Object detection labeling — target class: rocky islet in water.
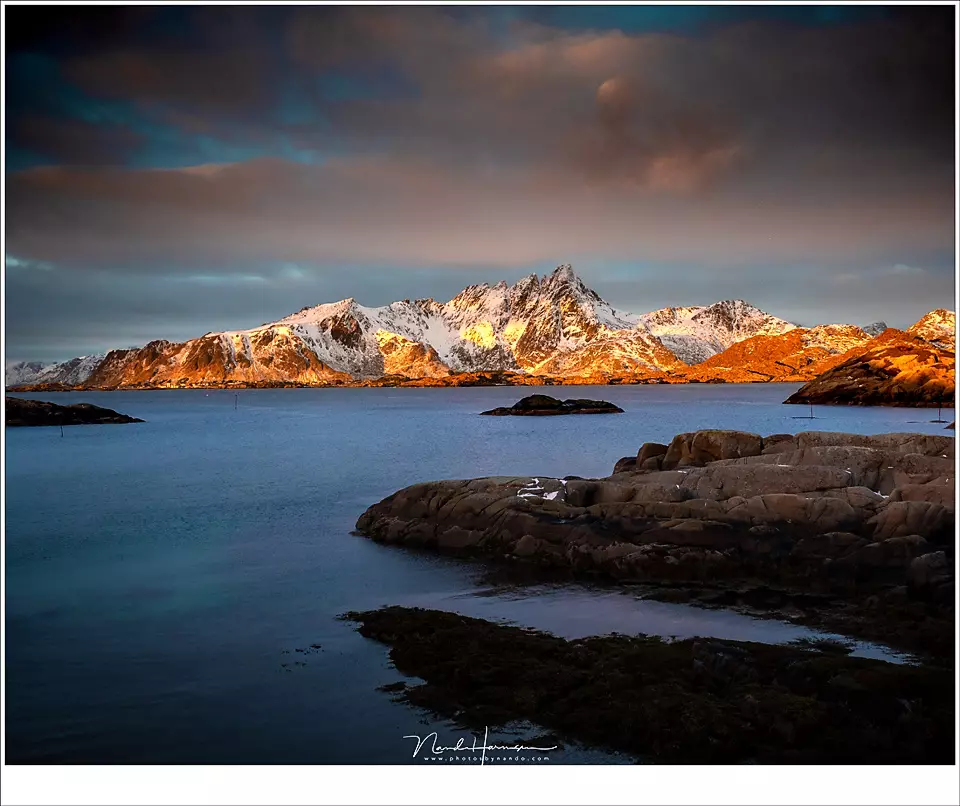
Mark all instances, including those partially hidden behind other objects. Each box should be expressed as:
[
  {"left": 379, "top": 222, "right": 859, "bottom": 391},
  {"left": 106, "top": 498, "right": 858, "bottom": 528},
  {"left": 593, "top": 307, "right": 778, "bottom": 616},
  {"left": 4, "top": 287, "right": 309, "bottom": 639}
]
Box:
[
  {"left": 480, "top": 394, "right": 624, "bottom": 416},
  {"left": 5, "top": 396, "right": 144, "bottom": 427}
]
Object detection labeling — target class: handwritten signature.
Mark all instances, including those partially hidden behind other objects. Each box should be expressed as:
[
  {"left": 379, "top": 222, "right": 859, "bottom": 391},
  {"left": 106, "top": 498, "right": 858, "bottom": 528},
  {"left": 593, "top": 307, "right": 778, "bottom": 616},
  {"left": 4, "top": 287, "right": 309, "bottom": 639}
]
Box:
[{"left": 403, "top": 726, "right": 557, "bottom": 764}]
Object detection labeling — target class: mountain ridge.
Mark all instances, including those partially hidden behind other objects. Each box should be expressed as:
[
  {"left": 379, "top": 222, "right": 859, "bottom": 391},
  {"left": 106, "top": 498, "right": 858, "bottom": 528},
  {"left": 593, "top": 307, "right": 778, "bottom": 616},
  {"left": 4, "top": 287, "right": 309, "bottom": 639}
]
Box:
[{"left": 5, "top": 266, "right": 954, "bottom": 390}]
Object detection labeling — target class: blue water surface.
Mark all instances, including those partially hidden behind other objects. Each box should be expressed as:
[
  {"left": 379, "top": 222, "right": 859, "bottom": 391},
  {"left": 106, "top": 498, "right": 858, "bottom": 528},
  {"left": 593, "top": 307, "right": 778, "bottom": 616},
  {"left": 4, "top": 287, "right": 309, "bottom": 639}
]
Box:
[{"left": 5, "top": 385, "right": 952, "bottom": 762}]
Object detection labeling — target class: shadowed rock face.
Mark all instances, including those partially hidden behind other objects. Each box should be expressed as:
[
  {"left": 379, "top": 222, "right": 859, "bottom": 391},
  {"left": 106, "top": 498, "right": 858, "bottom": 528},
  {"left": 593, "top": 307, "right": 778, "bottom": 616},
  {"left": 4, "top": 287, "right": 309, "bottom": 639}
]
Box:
[
  {"left": 355, "top": 429, "right": 955, "bottom": 656},
  {"left": 5, "top": 396, "right": 144, "bottom": 427},
  {"left": 480, "top": 394, "right": 624, "bottom": 416}
]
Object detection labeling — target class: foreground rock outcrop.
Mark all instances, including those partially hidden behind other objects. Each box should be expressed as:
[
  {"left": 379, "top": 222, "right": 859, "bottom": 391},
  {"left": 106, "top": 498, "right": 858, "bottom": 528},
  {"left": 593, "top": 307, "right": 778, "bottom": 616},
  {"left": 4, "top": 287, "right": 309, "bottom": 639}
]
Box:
[
  {"left": 5, "top": 396, "right": 144, "bottom": 427},
  {"left": 348, "top": 606, "right": 954, "bottom": 764},
  {"left": 480, "top": 394, "right": 623, "bottom": 416},
  {"left": 356, "top": 429, "right": 955, "bottom": 656}
]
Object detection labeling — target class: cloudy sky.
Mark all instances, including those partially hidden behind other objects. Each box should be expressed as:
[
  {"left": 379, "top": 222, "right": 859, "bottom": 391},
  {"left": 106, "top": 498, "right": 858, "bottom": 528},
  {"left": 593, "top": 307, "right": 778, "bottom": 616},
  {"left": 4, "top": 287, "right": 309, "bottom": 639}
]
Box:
[{"left": 4, "top": 4, "right": 955, "bottom": 363}]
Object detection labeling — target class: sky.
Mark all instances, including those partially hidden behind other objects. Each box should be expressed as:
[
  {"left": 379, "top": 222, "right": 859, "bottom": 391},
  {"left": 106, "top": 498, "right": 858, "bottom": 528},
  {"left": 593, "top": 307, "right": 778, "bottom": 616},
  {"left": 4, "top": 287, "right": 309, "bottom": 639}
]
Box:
[{"left": 4, "top": 4, "right": 956, "bottom": 363}]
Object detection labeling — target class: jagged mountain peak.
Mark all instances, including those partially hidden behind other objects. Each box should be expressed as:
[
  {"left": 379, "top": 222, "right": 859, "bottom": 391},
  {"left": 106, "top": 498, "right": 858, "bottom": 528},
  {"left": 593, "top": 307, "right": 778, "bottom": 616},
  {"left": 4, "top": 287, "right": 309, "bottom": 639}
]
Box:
[
  {"left": 862, "top": 321, "right": 888, "bottom": 337},
  {"left": 280, "top": 297, "right": 359, "bottom": 325},
  {"left": 696, "top": 299, "right": 767, "bottom": 318},
  {"left": 546, "top": 263, "right": 577, "bottom": 284},
  {"left": 640, "top": 299, "right": 796, "bottom": 365},
  {"left": 540, "top": 264, "right": 605, "bottom": 305}
]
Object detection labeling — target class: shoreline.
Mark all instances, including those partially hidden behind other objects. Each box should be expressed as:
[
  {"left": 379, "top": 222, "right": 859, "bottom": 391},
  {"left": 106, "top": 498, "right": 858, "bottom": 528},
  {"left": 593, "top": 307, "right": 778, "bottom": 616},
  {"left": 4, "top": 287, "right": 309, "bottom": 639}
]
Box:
[
  {"left": 6, "top": 379, "right": 954, "bottom": 410},
  {"left": 347, "top": 427, "right": 956, "bottom": 760},
  {"left": 354, "top": 428, "right": 955, "bottom": 661},
  {"left": 4, "top": 375, "right": 777, "bottom": 393},
  {"left": 6, "top": 381, "right": 956, "bottom": 410}
]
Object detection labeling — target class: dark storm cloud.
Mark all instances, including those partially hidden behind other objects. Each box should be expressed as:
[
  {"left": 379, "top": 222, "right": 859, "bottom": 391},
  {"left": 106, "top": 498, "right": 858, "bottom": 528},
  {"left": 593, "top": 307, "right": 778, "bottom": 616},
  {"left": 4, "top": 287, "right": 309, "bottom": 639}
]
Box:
[
  {"left": 3, "top": 5, "right": 955, "bottom": 362},
  {"left": 278, "top": 7, "right": 953, "bottom": 183},
  {"left": 63, "top": 7, "right": 276, "bottom": 119},
  {"left": 6, "top": 153, "right": 951, "bottom": 270},
  {"left": 10, "top": 114, "right": 143, "bottom": 165}
]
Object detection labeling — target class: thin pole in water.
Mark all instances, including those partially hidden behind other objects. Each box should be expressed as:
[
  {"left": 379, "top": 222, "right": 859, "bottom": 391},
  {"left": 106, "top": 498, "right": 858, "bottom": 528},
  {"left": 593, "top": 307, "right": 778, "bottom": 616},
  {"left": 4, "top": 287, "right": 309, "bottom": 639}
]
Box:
[
  {"left": 60, "top": 425, "right": 64, "bottom": 438},
  {"left": 810, "top": 403, "right": 814, "bottom": 419},
  {"left": 235, "top": 393, "right": 238, "bottom": 410},
  {"left": 933, "top": 399, "right": 948, "bottom": 423}
]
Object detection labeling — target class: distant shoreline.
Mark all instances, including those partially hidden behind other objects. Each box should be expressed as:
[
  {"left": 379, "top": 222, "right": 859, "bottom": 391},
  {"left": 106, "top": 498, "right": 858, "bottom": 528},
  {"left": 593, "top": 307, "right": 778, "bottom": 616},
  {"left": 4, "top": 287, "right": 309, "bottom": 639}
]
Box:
[
  {"left": 3, "top": 374, "right": 801, "bottom": 394},
  {"left": 5, "top": 375, "right": 954, "bottom": 409}
]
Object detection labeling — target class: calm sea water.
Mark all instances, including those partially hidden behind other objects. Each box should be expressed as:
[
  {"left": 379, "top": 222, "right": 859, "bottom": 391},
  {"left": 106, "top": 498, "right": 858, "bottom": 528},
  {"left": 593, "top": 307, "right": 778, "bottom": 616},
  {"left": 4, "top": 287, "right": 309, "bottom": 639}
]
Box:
[{"left": 5, "top": 385, "right": 953, "bottom": 763}]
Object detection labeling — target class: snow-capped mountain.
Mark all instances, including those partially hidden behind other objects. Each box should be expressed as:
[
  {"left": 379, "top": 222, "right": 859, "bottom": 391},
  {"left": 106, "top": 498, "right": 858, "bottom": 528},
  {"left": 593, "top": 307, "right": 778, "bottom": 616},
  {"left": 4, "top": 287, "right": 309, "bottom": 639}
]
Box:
[
  {"left": 906, "top": 309, "right": 955, "bottom": 350},
  {"left": 273, "top": 264, "right": 642, "bottom": 376},
  {"left": 5, "top": 361, "right": 48, "bottom": 387},
  {"left": 638, "top": 300, "right": 797, "bottom": 365},
  {"left": 65, "top": 265, "right": 668, "bottom": 387},
  {"left": 5, "top": 355, "right": 105, "bottom": 388},
  {"left": 861, "top": 321, "right": 888, "bottom": 337},
  {"left": 9, "top": 265, "right": 931, "bottom": 389}
]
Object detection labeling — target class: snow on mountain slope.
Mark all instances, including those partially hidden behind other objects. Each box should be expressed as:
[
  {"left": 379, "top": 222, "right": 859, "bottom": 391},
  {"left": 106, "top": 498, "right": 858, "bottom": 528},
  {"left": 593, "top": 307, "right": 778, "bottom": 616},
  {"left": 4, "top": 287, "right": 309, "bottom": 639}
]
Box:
[
  {"left": 801, "top": 324, "right": 875, "bottom": 354},
  {"left": 906, "top": 309, "right": 955, "bottom": 350},
  {"left": 5, "top": 355, "right": 104, "bottom": 388},
  {"left": 533, "top": 330, "right": 683, "bottom": 377},
  {"left": 639, "top": 300, "right": 797, "bottom": 364},
  {"left": 272, "top": 264, "right": 642, "bottom": 376},
  {"left": 5, "top": 361, "right": 48, "bottom": 387},
  {"left": 10, "top": 266, "right": 849, "bottom": 386},
  {"left": 861, "top": 321, "right": 888, "bottom": 337}
]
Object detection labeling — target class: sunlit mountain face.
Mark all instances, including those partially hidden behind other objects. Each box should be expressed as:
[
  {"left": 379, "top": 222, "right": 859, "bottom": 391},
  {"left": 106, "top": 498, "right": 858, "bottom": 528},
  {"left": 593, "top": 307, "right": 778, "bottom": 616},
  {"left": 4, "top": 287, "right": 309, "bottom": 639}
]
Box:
[
  {"left": 4, "top": 5, "right": 954, "bottom": 365},
  {"left": 5, "top": 265, "right": 954, "bottom": 389}
]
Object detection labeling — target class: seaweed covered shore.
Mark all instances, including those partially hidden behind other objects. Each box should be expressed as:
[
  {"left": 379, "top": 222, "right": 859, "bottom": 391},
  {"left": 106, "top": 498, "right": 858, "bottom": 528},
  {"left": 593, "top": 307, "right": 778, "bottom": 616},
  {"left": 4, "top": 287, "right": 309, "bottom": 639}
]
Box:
[{"left": 345, "top": 606, "right": 954, "bottom": 764}]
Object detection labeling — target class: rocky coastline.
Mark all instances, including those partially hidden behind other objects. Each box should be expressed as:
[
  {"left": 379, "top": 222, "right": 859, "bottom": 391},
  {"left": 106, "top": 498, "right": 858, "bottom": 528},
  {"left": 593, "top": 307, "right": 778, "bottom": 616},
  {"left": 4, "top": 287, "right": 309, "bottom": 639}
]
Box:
[
  {"left": 355, "top": 429, "right": 955, "bottom": 659},
  {"left": 5, "top": 396, "right": 144, "bottom": 427}
]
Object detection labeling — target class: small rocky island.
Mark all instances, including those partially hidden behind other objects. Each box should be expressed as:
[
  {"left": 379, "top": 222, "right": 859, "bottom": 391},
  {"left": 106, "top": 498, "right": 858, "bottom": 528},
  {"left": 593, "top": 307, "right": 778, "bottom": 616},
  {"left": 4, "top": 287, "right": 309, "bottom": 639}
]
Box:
[
  {"left": 5, "top": 396, "right": 144, "bottom": 427},
  {"left": 480, "top": 394, "right": 623, "bottom": 416}
]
